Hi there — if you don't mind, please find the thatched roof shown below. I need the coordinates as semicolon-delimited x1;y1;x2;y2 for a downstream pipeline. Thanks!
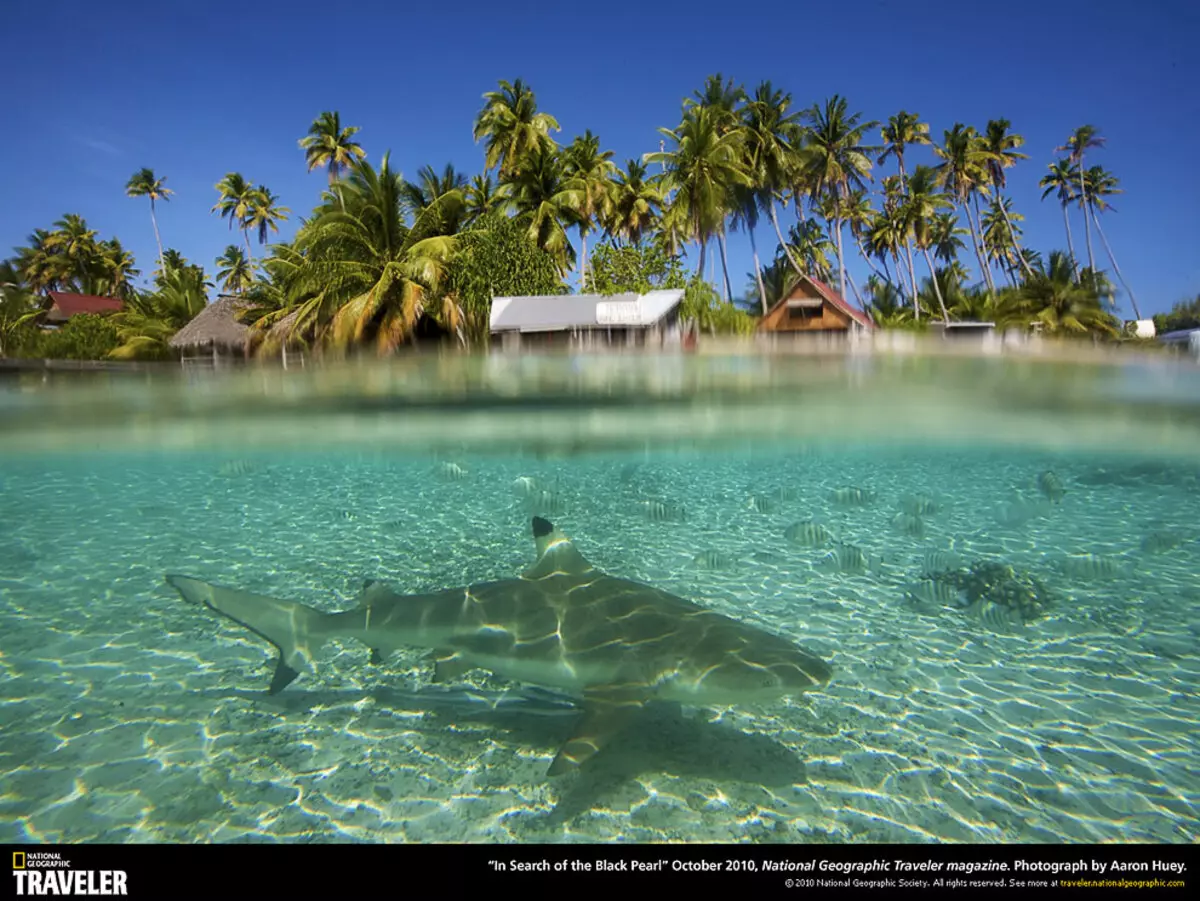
169;295;252;350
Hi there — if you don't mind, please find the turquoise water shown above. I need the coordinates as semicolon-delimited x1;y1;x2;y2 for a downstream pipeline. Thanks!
1;350;1198;843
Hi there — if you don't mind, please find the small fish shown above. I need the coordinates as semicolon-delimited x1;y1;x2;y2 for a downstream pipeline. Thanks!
906;579;965;608
692;550;738;571
775;486;800;502
994;496;1051;527
891;512;925;538
784;521;833;548
526;489;569;516
747;494;779;515
339;510;357;521
900;494;940;517
511;476;541;497
969;600;1025;633
830;486;875;506
1036;470;1066;503
216;460;258;477
816;542;876;575
1057;553;1125;580
921;549;962;576
1140;530;1184;554
642;500;686;523
436;461;469;481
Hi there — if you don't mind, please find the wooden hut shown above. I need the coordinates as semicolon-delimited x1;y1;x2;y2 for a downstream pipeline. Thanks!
757;275;874;335
168;295;252;367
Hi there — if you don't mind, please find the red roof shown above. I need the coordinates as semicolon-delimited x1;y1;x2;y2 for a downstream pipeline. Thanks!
46;292;124;321
803;277;876;329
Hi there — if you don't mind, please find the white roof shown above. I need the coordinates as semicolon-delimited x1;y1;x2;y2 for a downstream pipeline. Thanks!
490;290;685;333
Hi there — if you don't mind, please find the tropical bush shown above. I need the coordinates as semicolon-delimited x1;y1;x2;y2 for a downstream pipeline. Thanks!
15;314;121;360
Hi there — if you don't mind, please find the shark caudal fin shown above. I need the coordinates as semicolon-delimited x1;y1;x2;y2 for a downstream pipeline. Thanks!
164;574;328;694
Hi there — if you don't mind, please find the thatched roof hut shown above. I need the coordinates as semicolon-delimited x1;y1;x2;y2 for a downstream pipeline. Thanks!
169;296;252;353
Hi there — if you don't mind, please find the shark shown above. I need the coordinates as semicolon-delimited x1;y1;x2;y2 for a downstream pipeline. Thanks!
164;516;833;777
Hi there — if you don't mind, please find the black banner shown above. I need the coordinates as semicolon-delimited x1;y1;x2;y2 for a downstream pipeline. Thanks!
4;843;1194;897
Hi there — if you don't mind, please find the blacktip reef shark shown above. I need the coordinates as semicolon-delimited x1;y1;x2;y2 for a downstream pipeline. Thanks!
165;517;832;777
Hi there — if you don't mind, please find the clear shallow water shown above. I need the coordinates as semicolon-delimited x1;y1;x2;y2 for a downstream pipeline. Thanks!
1;350;1198;844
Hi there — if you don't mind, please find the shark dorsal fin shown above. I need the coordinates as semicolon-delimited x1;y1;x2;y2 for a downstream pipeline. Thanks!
523;517;595;580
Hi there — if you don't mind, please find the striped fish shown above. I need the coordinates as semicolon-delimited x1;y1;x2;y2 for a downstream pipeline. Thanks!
906;579;965;608
692;550;738;571
815;542;875;575
1036;470;1066;503
436;461;469;481
642;500;686;523
747;494;780;515
511;475;541;497
1140;530;1185;554
784;520;833;548
921;549;962;577
526;489;569;516
900;493;940;517
830;486;876;506
969;600;1026;632
216;459;258;477
891;512;925;538
1057;553;1125;580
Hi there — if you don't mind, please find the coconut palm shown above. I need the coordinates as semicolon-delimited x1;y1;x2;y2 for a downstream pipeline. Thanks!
463;174;511;226
212;173;256;259
902;166;954;323
645;105;751;283
562;131;617;289
605;160;662;246
981;198;1025;286
929;211;967;268
933;124;994;294
741;82;805;284
125;168;173;270
245;186;290;256
780;218;835;283
1082;165;1142;319
1039;159;1080;275
401;164;469;236
108;265;211;360
216;245;255;295
1019;250;1118;336
473;79;560;178
793;95;880;303
299;111;367;185
980;119;1032;277
1057;125;1105;272
505;144;582;273
878;111;930;299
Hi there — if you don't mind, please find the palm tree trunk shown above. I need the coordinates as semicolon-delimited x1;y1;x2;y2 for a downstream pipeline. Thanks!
997;194;1034;279
1060;201;1078;277
843;266;865;308
243;228;254;265
921;247;950;323
696;236;706;279
1078;170;1096;272
769;199;804;276
1089;209;1143;320
580;228;589;291
748;224;768;315
149;199;164;271
716;231;733;302
833;217;848;301
970;193;997;295
855;236;889;285
903;239;919;311
961;200;991;295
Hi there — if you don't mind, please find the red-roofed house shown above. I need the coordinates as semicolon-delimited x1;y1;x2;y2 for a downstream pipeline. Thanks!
44;292;125;324
757;275;875;335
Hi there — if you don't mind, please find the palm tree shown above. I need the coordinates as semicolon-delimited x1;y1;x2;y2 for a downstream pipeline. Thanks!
463;174;511;226
299;111;366;184
505;144;582;273
1039;159;1080;276
562;131;617;289
980;119;1033;278
216;245;255;295
245;186;290;257
902;166;954;323
125;168;173;270
109;265;211;360
1057;126;1105;272
933;124;994;294
401;164;469;236
605;160;662;246
793;95;880;303
1019;250;1118;337
780;218;836;283
1082;165;1142;319
473;79;560;179
645;105;750;284
981;198;1025;286
212;173;256;259
878;111;930;301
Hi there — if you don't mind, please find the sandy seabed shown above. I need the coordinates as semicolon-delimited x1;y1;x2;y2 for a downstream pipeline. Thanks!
1;446;1197;844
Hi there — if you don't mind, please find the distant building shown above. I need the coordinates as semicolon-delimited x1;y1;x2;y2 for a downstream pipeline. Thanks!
756;275;874;336
490;289;685;351
168;295;252;367
44;291;124;324
1160;327;1200;360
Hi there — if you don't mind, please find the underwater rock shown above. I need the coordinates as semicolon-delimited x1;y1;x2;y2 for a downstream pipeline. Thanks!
925;559;1055;625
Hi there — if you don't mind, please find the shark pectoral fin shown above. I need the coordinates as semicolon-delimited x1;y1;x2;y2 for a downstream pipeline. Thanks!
428;649;473;684
369;649;386;666
547;686;648;777
164;574;328;695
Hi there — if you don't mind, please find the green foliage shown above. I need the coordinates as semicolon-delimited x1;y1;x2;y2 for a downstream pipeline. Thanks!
589;242;687;295
15;314;121;360
1153;295;1200;334
679;277;756;335
445;213;565;347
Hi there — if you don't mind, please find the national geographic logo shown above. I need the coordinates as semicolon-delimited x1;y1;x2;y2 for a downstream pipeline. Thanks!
12;851;128;896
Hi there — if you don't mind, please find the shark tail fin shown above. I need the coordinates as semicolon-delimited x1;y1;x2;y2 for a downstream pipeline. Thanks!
165;574;328;694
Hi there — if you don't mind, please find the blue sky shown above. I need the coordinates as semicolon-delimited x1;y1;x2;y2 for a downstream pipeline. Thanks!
4;0;1197;318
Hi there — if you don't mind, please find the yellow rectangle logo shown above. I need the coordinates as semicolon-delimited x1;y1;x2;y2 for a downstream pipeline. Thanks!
13;852;25;869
